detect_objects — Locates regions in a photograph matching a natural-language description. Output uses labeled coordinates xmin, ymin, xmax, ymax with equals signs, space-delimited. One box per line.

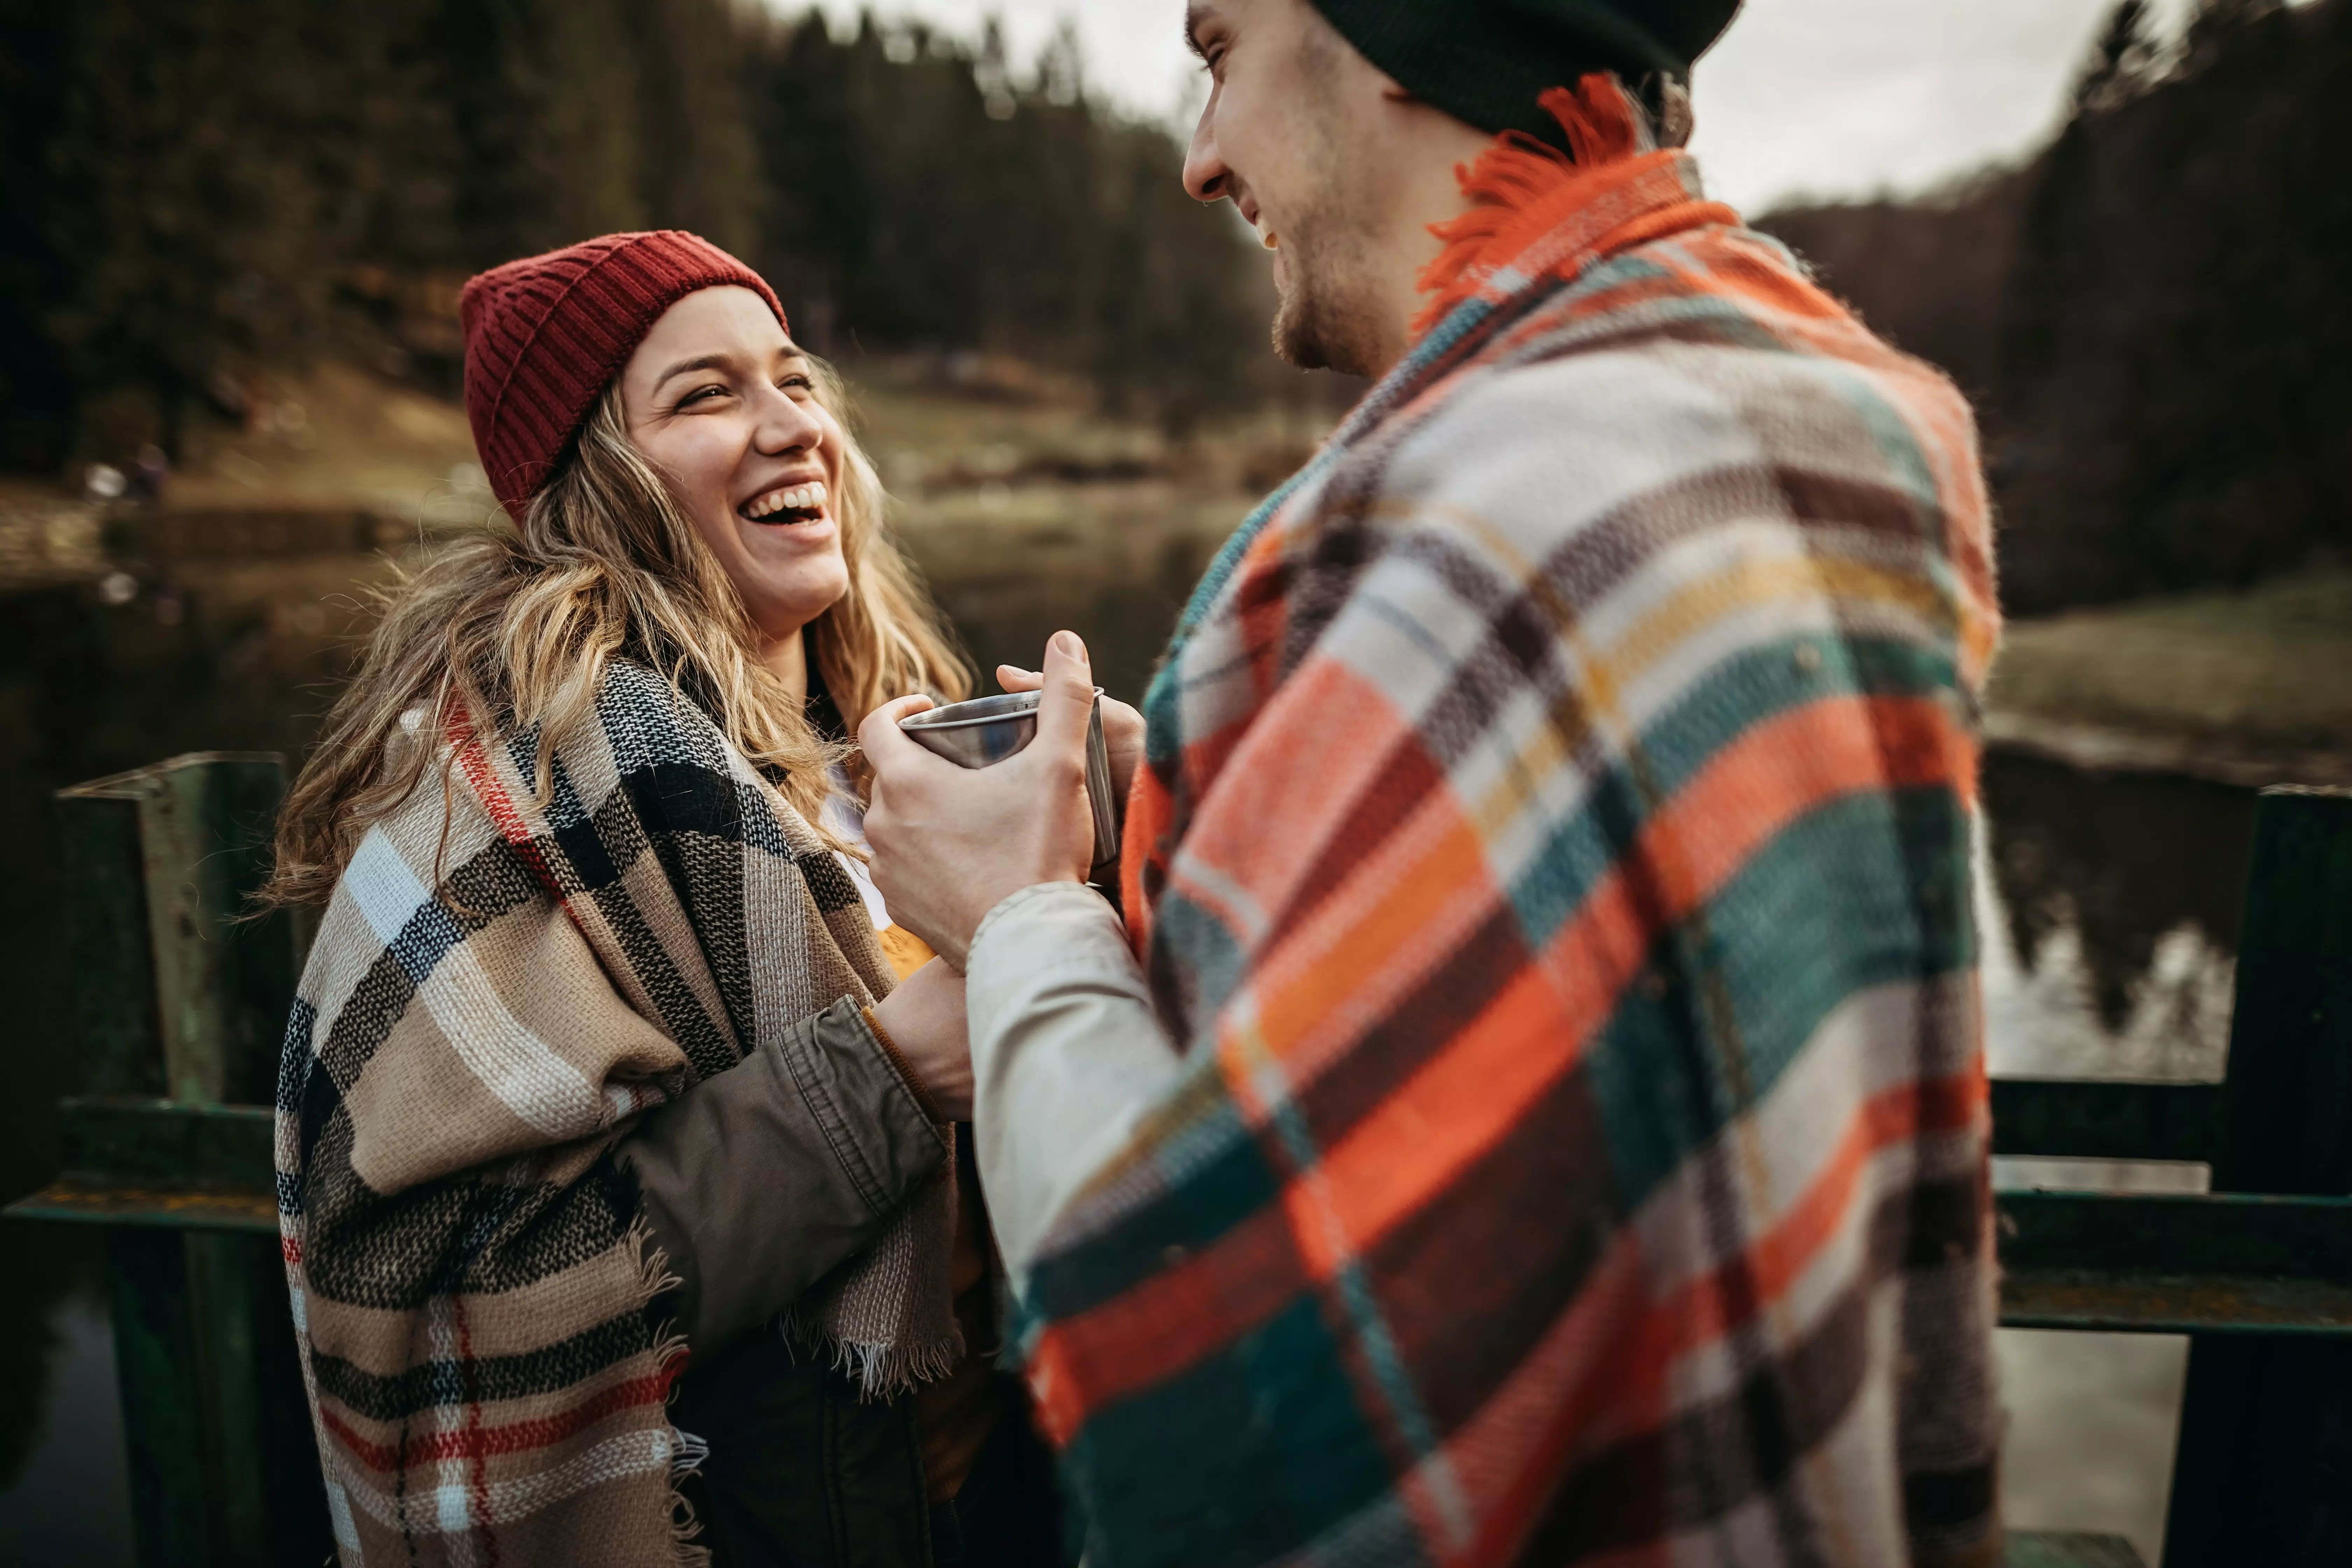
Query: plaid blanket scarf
xmin=1029 ymin=80 xmax=2004 ymax=1566
xmin=276 ymin=660 xmax=956 ymax=1565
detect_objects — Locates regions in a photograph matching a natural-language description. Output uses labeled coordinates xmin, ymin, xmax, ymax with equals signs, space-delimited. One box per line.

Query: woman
xmin=267 ymin=231 xmax=1062 ymax=1568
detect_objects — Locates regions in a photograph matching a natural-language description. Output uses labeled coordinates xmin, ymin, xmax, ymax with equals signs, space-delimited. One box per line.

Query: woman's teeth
xmin=743 ymin=481 xmax=827 ymax=521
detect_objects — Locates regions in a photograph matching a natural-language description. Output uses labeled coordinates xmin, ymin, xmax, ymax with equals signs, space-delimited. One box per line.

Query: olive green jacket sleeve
xmin=618 ymin=995 xmax=948 ymax=1356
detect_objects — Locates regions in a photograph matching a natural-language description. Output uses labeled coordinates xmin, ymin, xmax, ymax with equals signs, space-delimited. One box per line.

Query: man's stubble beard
xmin=1265 ymin=69 xmax=1388 ymax=379
xmin=1270 ymin=221 xmax=1386 ymax=378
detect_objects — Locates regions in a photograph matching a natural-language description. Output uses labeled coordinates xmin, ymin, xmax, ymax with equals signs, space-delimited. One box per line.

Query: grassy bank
xmin=0 ymin=362 xmax=1298 ymax=707
xmin=1986 ymin=573 xmax=2352 ymax=785
xmin=38 ymin=360 xmax=2347 ymax=789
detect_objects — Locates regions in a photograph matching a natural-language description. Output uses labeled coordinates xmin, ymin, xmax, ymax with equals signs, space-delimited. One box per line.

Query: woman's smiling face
xmin=618 ymin=285 xmax=850 ymax=645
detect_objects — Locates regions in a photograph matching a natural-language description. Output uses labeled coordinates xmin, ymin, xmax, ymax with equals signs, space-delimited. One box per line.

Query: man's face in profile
xmin=1183 ymin=0 xmax=1391 ymax=376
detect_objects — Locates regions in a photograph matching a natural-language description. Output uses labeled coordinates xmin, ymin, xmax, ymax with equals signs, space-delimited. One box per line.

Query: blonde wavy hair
xmin=264 ymin=358 xmax=969 ymax=907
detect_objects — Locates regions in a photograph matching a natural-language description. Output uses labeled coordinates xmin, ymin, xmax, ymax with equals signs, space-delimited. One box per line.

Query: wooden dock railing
xmin=9 ymin=756 xmax=2351 ymax=1566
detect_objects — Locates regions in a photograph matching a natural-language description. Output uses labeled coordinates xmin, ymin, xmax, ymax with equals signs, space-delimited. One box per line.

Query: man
xmin=862 ymin=2 xmax=2004 ymax=1563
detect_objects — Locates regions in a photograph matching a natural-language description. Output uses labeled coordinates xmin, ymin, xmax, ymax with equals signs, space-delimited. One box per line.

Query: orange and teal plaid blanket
xmin=1031 ymin=81 xmax=2004 ymax=1567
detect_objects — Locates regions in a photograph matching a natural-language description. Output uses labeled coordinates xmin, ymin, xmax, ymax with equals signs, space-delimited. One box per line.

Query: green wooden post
xmin=7 ymin=754 xmax=329 ymax=1568
xmin=58 ymin=779 xmax=168 ymax=1099
xmin=2162 ymin=787 xmax=2352 ymax=1567
xmin=69 ymin=754 xmax=296 ymax=1106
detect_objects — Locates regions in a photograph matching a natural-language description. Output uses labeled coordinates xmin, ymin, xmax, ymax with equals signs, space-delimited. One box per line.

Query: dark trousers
xmin=673 ymin=1330 xmax=1069 ymax=1568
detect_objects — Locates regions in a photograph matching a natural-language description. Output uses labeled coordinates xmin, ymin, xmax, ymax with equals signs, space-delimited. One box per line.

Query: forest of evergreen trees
xmin=0 ymin=1 xmax=1274 ymax=475
xmin=4 ymin=0 xmax=2345 ymax=613
xmin=1761 ymin=0 xmax=2351 ymax=612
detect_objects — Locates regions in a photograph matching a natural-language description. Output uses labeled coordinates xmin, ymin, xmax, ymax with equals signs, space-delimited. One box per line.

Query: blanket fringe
xmin=1412 ymin=75 xmax=1648 ymax=338
xmin=780 ymin=1306 xmax=966 ymax=1400
xmin=835 ymin=1334 xmax=966 ymax=1400
xmin=632 ymin=1218 xmax=713 ymax=1568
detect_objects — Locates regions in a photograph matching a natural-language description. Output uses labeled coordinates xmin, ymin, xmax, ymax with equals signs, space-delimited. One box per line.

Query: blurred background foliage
xmin=0 ymin=0 xmax=2346 ymax=612
xmin=1760 ymin=0 xmax=2352 ymax=614
xmin=0 ymin=0 xmax=1278 ymax=473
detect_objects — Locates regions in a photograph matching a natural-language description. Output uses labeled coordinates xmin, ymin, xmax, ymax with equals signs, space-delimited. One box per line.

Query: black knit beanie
xmin=1307 ymin=0 xmax=1741 ymax=146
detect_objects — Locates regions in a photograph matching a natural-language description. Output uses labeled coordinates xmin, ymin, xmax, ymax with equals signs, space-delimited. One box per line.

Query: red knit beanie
xmin=460 ymin=231 xmax=788 ymax=519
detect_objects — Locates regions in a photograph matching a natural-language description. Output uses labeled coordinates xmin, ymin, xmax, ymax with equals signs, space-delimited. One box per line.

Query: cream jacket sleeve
xmin=963 ymin=881 xmax=1181 ymax=1274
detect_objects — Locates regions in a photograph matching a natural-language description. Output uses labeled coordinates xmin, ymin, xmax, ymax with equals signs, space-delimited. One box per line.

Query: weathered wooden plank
xmin=5 ymin=1076 xmax=280 ymax=1237
xmin=56 ymin=786 xmax=165 ymax=1097
xmin=58 ymin=1097 xmax=276 ymax=1189
xmin=1997 ymin=1190 xmax=2352 ymax=1335
xmin=2003 ymin=1533 xmax=2146 ymax=1568
xmin=1990 ymin=1079 xmax=2224 ymax=1163
xmin=2002 ymin=1271 xmax=2352 ymax=1336
xmin=6 ymin=1098 xmax=278 ymax=1230
xmin=1999 ymin=1190 xmax=2352 ymax=1281
xmin=8 ymin=1182 xmax=278 ymax=1232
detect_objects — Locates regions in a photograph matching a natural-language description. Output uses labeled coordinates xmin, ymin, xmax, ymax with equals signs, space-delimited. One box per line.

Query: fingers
xmin=1099 ymin=695 xmax=1144 ymax=747
xmin=1032 ymin=630 xmax=1096 ymax=759
xmin=1098 ymin=695 xmax=1146 ymax=803
xmin=858 ymin=693 xmax=941 ymax=775
xmin=996 ymin=664 xmax=1042 ymax=693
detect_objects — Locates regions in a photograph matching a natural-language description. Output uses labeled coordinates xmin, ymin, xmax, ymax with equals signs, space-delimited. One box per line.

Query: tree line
xmin=9 ymin=0 xmax=2342 ymax=611
xmin=0 ymin=1 xmax=1276 ymax=474
xmin=1759 ymin=0 xmax=2352 ymax=613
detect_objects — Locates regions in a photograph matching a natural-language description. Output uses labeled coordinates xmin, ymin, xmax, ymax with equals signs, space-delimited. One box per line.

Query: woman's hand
xmin=994 ymin=661 xmax=1145 ymax=807
xmin=868 ymin=959 xmax=973 ymax=1122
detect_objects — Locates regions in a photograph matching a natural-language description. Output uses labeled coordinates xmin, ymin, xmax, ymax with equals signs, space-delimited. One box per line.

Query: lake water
xmin=0 ymin=530 xmax=2262 ymax=1565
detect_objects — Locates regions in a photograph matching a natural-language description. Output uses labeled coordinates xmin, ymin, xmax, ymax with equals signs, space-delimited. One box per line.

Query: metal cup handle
xmin=1084 ymin=697 xmax=1121 ymax=873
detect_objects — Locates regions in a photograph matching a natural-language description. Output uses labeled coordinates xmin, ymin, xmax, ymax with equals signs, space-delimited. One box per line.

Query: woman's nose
xmin=753 ymin=385 xmax=824 ymax=453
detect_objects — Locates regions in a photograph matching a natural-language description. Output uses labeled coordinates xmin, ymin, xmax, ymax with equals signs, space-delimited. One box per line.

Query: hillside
xmin=1758 ymin=0 xmax=2352 ymax=615
xmin=1988 ymin=574 xmax=2352 ymax=786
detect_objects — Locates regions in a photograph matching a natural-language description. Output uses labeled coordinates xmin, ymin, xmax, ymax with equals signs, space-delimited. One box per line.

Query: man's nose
xmin=1182 ymin=102 xmax=1228 ymax=204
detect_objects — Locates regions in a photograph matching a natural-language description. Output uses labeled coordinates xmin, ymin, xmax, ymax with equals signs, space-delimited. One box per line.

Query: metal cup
xmin=898 ymin=687 xmax=1122 ymax=869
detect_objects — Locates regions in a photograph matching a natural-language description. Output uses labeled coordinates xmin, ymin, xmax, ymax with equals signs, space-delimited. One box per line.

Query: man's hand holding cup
xmin=861 ymin=630 xmax=1109 ymax=969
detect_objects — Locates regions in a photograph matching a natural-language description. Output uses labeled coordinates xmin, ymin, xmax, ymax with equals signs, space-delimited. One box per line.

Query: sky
xmin=802 ymin=0 xmax=2208 ymax=213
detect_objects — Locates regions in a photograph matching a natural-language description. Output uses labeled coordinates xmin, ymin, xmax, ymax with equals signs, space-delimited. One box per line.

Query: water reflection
xmin=0 ymin=1228 xmax=131 ymax=1564
xmin=1980 ymin=751 xmax=2253 ymax=1082
xmin=0 ymin=1224 xmax=85 ymax=1490
xmin=930 ymin=526 xmax=1213 ymax=708
xmin=0 ymin=559 xmax=2277 ymax=1564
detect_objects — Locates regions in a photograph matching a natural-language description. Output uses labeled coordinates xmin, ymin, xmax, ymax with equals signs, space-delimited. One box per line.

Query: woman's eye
xmin=674 ymin=384 xmax=730 ymax=411
xmin=778 ymin=374 xmax=812 ymax=393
